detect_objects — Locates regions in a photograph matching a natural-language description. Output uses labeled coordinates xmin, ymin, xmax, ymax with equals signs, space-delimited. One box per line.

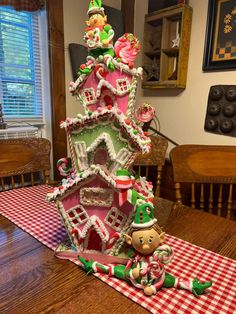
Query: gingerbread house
xmin=60 ymin=107 xmax=151 ymax=174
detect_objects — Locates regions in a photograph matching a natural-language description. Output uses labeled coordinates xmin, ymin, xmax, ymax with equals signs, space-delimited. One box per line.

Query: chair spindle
xmin=11 ymin=176 xmax=15 ymax=189
xmin=191 ymin=183 xmax=195 ymax=208
xmin=1 ymin=177 xmax=5 ymax=192
xmin=30 ymin=173 xmax=35 ymax=186
xmin=217 ymin=184 xmax=223 ymax=216
xmin=200 ymin=184 xmax=204 ymax=210
xmin=21 ymin=174 xmax=25 ymax=187
xmin=227 ymin=184 xmax=233 ymax=219
xmin=208 ymin=184 xmax=213 ymax=214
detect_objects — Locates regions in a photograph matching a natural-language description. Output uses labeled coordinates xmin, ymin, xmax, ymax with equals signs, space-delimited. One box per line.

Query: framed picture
xmin=203 ymin=0 xmax=236 ymax=71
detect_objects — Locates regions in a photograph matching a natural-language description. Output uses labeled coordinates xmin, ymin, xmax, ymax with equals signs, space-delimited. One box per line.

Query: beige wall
xmin=135 ymin=0 xmax=236 ymax=152
xmin=63 ymin=0 xmax=121 ymax=119
xmin=64 ymin=0 xmax=236 ymax=153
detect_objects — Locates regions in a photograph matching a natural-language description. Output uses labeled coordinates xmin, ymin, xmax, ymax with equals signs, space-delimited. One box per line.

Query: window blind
xmin=0 ymin=6 xmax=43 ymax=123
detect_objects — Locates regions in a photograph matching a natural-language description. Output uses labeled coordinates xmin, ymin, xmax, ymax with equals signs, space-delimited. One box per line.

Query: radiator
xmin=0 ymin=126 xmax=39 ymax=139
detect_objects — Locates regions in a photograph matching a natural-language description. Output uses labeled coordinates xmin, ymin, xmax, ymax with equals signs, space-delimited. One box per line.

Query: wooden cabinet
xmin=142 ymin=4 xmax=192 ymax=89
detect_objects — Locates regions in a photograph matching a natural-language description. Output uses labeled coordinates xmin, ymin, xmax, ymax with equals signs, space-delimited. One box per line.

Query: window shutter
xmin=0 ymin=6 xmax=44 ymax=123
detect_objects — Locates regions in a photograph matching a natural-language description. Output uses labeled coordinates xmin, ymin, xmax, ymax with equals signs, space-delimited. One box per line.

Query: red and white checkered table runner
xmin=0 ymin=185 xmax=236 ymax=314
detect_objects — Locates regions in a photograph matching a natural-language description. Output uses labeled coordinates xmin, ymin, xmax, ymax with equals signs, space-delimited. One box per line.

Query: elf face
xmin=86 ymin=13 xmax=107 ymax=27
xmin=126 ymin=228 xmax=165 ymax=255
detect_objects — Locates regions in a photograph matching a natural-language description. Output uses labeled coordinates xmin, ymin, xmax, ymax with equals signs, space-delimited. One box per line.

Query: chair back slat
xmin=11 ymin=176 xmax=15 ymax=189
xmin=217 ymin=184 xmax=223 ymax=216
xmin=227 ymin=184 xmax=233 ymax=219
xmin=30 ymin=173 xmax=35 ymax=186
xmin=200 ymin=184 xmax=204 ymax=210
xmin=191 ymin=183 xmax=195 ymax=208
xmin=170 ymin=145 xmax=236 ymax=220
xmin=21 ymin=174 xmax=25 ymax=188
xmin=1 ymin=177 xmax=5 ymax=192
xmin=209 ymin=184 xmax=213 ymax=214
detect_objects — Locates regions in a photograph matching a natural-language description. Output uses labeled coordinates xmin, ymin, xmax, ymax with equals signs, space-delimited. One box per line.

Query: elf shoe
xmin=78 ymin=256 xmax=94 ymax=274
xmin=192 ymin=279 xmax=212 ymax=296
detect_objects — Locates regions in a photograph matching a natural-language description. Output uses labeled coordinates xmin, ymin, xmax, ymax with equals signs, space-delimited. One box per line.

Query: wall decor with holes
xmin=204 ymin=85 xmax=236 ymax=137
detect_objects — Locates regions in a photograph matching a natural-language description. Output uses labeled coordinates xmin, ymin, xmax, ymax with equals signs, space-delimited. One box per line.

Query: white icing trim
xmin=86 ymin=132 xmax=116 ymax=161
xmin=105 ymin=207 xmax=127 ymax=232
xmin=80 ymin=187 xmax=114 ymax=207
xmin=82 ymin=215 xmax=109 ymax=247
xmin=91 ymin=145 xmax=109 ymax=168
xmin=74 ymin=141 xmax=89 ymax=171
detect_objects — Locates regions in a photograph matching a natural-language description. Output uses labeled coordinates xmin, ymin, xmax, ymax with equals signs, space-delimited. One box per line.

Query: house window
xmin=0 ymin=6 xmax=49 ymax=124
xmin=105 ymin=207 xmax=127 ymax=231
xmin=116 ymin=79 xmax=130 ymax=93
xmin=83 ymin=88 xmax=95 ymax=104
xmin=67 ymin=205 xmax=89 ymax=227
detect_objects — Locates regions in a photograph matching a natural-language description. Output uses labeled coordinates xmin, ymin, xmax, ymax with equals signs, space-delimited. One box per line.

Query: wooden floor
xmin=1 ymin=198 xmax=236 ymax=313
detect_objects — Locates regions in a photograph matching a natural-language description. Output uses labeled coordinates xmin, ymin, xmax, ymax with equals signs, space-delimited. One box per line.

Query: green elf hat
xmin=132 ymin=203 xmax=157 ymax=229
xmin=87 ymin=0 xmax=105 ymax=16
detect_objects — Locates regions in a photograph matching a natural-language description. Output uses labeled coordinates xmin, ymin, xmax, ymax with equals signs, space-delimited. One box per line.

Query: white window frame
xmin=116 ymin=78 xmax=130 ymax=93
xmin=0 ymin=7 xmax=51 ymax=133
xmin=105 ymin=207 xmax=127 ymax=231
xmin=67 ymin=204 xmax=89 ymax=227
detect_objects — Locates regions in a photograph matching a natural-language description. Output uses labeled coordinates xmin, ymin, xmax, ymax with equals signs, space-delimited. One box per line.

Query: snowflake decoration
xmin=224 ymin=14 xmax=232 ymax=24
xmin=224 ymin=25 xmax=232 ymax=34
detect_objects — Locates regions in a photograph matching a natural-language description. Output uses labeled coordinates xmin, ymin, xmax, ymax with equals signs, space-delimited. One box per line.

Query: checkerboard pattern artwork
xmin=0 ymin=185 xmax=236 ymax=314
xmin=214 ymin=41 xmax=236 ymax=60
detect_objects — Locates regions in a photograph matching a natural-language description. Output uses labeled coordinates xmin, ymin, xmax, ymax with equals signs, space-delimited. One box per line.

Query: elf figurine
xmin=79 ymin=202 xmax=212 ymax=297
xmin=79 ymin=0 xmax=115 ymax=75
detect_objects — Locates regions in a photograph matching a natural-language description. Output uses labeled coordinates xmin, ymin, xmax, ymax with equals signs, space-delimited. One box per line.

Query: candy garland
xmin=126 ymin=77 xmax=138 ymax=119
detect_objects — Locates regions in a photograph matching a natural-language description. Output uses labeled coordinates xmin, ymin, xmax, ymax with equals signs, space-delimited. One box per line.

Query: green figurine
xmin=79 ymin=0 xmax=115 ymax=75
xmin=79 ymin=202 xmax=212 ymax=297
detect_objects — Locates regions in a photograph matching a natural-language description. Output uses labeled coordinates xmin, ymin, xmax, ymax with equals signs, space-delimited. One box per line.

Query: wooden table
xmin=1 ymin=198 xmax=236 ymax=314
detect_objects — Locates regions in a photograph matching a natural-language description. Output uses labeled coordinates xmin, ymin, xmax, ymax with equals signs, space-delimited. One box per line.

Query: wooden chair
xmin=133 ymin=135 xmax=168 ymax=197
xmin=0 ymin=138 xmax=51 ymax=191
xmin=170 ymin=144 xmax=236 ymax=220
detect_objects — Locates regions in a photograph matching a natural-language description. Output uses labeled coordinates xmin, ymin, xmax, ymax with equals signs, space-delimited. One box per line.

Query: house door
xmin=86 ymin=228 xmax=102 ymax=251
